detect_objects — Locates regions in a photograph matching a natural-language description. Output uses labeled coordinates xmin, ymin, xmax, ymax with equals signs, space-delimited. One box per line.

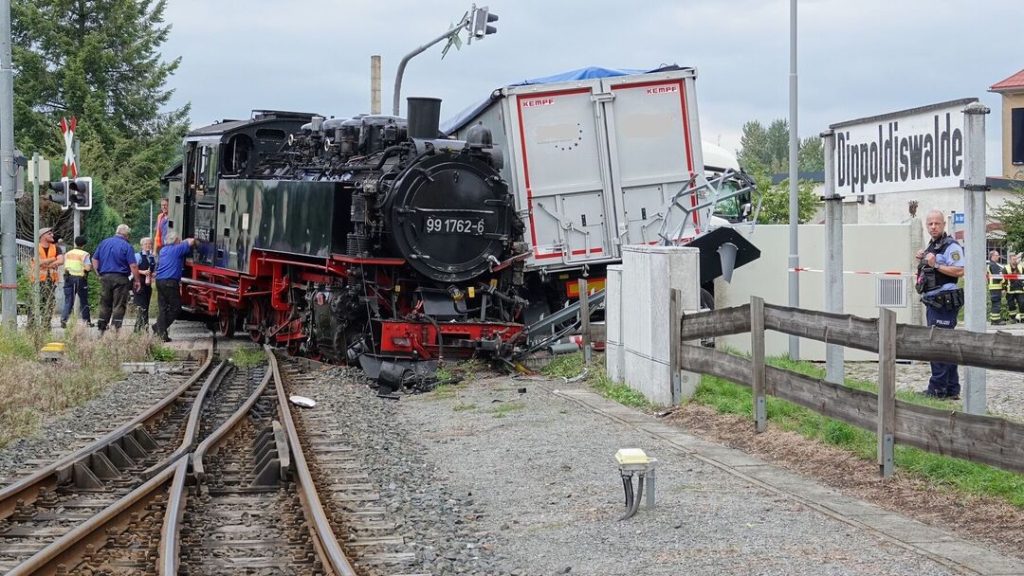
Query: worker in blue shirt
xmin=153 ymin=230 xmax=195 ymax=342
xmin=914 ymin=209 xmax=965 ymax=400
xmin=91 ymin=224 xmax=141 ymax=332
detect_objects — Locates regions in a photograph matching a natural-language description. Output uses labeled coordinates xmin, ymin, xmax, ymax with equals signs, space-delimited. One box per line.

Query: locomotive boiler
xmin=163 ymin=97 xmax=528 ymax=374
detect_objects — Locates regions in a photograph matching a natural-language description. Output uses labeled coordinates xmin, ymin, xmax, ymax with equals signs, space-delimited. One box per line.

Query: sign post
xmin=61 ymin=117 xmax=80 ymax=241
xmin=962 ymin=103 xmax=990 ymax=415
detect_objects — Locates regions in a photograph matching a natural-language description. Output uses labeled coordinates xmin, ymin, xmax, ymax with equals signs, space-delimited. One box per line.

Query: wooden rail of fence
xmin=677 ymin=295 xmax=1024 ymax=477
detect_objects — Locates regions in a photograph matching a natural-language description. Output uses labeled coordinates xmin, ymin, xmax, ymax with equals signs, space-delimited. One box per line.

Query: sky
xmin=159 ymin=0 xmax=1023 ymax=175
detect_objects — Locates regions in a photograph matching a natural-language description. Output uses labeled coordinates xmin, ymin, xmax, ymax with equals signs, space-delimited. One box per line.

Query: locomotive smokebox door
xmin=388 ymin=153 xmax=514 ymax=283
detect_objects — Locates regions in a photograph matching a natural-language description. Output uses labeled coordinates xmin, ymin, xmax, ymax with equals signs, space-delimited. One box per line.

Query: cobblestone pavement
xmin=844 ymin=360 xmax=1024 ymax=421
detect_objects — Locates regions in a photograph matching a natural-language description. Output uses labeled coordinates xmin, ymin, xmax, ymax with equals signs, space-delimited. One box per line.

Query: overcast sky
xmin=160 ymin=0 xmax=1022 ymax=174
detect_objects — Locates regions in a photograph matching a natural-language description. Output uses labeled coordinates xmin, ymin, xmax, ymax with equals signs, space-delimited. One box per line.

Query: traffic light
xmin=47 ymin=178 xmax=71 ymax=209
xmin=470 ymin=5 xmax=498 ymax=40
xmin=70 ymin=177 xmax=92 ymax=211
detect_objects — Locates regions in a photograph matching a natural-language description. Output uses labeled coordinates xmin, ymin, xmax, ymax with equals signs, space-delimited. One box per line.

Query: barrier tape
xmin=788 ymin=267 xmax=912 ymax=277
xmin=789 ymin=267 xmax=1024 ymax=281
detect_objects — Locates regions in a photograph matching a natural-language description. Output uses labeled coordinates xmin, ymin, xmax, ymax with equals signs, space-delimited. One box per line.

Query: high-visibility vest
xmin=988 ymin=261 xmax=1005 ymax=290
xmin=32 ymin=244 xmax=60 ymax=283
xmin=1006 ymin=263 xmax=1024 ymax=293
xmin=154 ymin=213 xmax=168 ymax=250
xmin=65 ymin=248 xmax=90 ymax=277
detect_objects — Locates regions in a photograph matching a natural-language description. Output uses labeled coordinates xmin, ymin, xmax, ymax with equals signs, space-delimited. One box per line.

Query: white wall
xmin=715 ymin=222 xmax=924 ymax=361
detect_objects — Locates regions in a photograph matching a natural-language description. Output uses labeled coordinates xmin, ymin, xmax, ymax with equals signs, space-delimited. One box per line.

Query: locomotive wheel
xmin=218 ymin=310 xmax=236 ymax=339
xmin=247 ymin=300 xmax=268 ymax=343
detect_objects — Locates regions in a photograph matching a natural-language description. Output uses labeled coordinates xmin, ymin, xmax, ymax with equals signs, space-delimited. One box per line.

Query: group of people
xmin=986 ymin=250 xmax=1024 ymax=325
xmin=31 ymin=199 xmax=195 ymax=341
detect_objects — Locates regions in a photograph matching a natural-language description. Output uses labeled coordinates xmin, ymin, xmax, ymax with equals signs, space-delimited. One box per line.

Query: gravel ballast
xmin=282 ymin=363 xmax=967 ymax=576
xmin=0 ymin=368 xmax=188 ymax=486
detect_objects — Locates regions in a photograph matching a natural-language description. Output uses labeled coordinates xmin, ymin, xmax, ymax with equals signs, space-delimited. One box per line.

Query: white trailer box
xmin=448 ymin=67 xmax=712 ymax=272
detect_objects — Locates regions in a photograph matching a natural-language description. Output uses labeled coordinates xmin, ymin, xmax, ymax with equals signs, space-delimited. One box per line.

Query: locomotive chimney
xmin=406 ymin=97 xmax=442 ymax=140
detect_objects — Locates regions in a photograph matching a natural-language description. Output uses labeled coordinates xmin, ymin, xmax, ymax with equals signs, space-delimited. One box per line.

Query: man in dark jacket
xmin=153 ymin=231 xmax=195 ymax=342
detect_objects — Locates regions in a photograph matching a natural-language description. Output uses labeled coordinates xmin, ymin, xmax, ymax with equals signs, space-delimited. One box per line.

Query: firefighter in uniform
xmin=987 ymin=250 xmax=1005 ymax=325
xmin=1004 ymin=253 xmax=1024 ymax=322
xmin=30 ymin=227 xmax=64 ymax=329
xmin=60 ymin=235 xmax=93 ymax=328
xmin=915 ymin=210 xmax=965 ymax=399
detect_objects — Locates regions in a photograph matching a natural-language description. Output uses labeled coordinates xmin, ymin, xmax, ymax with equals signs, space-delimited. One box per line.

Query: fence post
xmin=578 ymin=278 xmax=591 ymax=364
xmin=751 ymin=296 xmax=767 ymax=433
xmin=877 ymin=307 xmax=896 ymax=478
xmin=670 ymin=288 xmax=681 ymax=405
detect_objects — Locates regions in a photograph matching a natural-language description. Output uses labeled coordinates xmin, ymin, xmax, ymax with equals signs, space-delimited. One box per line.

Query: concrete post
xmin=962 ymin=102 xmax=990 ymax=415
xmin=822 ymin=130 xmax=844 ymax=384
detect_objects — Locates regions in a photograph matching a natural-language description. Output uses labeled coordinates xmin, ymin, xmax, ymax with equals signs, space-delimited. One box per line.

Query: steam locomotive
xmin=162 ymin=98 xmax=528 ymax=375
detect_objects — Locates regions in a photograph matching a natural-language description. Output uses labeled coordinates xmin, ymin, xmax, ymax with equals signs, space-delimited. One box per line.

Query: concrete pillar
xmin=620 ymin=245 xmax=700 ymax=405
xmin=605 ymin=264 xmax=624 ymax=383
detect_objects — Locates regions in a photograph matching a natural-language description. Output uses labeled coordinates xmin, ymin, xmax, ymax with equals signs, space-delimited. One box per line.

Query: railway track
xmin=0 ymin=342 xmax=218 ymax=573
xmin=0 ymin=345 xmax=368 ymax=575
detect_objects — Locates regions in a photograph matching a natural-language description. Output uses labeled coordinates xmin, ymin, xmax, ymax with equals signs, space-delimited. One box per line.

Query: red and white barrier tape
xmin=788 ymin=267 xmax=911 ymax=277
xmin=788 ymin=267 xmax=1024 ymax=281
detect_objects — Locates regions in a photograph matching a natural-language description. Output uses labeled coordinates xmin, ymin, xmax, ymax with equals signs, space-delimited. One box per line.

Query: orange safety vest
xmin=154 ymin=212 xmax=168 ymax=250
xmin=32 ymin=244 xmax=60 ymax=283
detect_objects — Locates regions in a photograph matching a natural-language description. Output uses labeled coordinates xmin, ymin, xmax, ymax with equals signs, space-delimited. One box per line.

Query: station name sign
xmin=830 ymin=98 xmax=977 ymax=195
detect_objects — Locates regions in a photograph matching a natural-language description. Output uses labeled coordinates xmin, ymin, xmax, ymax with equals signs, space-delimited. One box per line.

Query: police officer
xmin=60 ymin=235 xmax=92 ymax=328
xmin=915 ymin=209 xmax=965 ymax=399
xmin=1005 ymin=253 xmax=1024 ymax=322
xmin=153 ymin=231 xmax=196 ymax=342
xmin=92 ymin=224 xmax=141 ymax=332
xmin=987 ymin=250 xmax=1005 ymax=325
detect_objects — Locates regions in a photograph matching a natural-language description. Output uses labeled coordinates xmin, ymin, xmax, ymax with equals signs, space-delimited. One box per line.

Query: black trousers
xmin=134 ymin=283 xmax=153 ymax=332
xmin=61 ymin=275 xmax=91 ymax=324
xmin=98 ymin=274 xmax=131 ymax=331
xmin=155 ymin=279 xmax=181 ymax=337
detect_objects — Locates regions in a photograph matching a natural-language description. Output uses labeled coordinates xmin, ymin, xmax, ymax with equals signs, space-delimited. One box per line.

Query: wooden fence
xmin=677 ymin=295 xmax=1024 ymax=477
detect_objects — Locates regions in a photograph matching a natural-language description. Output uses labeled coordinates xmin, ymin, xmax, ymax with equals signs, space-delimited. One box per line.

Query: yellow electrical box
xmin=40 ymin=342 xmax=66 ymax=353
xmin=615 ymin=448 xmax=649 ymax=465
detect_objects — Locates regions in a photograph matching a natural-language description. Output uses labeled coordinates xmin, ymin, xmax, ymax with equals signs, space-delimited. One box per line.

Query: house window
xmin=1013 ymin=107 xmax=1024 ymax=165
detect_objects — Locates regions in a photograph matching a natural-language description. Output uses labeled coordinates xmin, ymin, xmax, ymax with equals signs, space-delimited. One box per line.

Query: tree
xmin=737 ymin=119 xmax=824 ymax=175
xmin=12 ymin=0 xmax=189 ymax=238
xmin=992 ymin=185 xmax=1024 ymax=255
xmin=749 ymin=172 xmax=820 ymax=225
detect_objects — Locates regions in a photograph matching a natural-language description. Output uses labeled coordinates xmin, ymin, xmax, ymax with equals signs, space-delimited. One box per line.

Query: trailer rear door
xmin=502 ymin=69 xmax=704 ymax=270
xmin=601 ymin=71 xmax=705 ymax=247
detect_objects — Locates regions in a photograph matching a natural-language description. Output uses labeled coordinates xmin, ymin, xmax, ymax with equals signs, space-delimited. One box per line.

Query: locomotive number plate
xmin=425 ymin=217 xmax=486 ymax=236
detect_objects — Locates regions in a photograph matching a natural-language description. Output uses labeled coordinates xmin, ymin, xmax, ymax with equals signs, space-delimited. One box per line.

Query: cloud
xmin=159 ymin=0 xmax=1021 ymax=173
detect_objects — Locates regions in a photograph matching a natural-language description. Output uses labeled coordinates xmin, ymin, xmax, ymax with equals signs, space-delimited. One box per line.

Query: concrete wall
xmin=610 ymin=246 xmax=700 ymax=406
xmin=715 ymin=222 xmax=924 ymax=361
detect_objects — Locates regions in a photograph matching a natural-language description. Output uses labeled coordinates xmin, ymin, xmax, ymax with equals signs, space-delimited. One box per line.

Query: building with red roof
xmin=989 ymin=68 xmax=1024 ymax=179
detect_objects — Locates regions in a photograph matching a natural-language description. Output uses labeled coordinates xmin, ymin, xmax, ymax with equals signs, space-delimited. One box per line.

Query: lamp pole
xmin=787 ymin=0 xmax=800 ymax=360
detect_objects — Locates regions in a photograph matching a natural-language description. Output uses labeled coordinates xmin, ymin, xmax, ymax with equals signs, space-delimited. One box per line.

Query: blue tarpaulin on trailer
xmin=440 ymin=65 xmax=688 ymax=135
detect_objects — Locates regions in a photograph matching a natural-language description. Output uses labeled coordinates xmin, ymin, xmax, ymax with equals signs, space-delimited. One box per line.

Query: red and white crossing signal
xmin=60 ymin=116 xmax=78 ymax=178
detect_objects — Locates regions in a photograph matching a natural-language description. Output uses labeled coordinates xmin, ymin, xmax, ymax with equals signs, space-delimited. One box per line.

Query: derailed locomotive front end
xmin=163 ymin=98 xmax=527 ymax=379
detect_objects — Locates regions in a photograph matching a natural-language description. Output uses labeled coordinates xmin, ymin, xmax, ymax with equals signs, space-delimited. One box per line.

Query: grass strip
xmin=0 ymin=324 xmax=167 ymax=448
xmin=697 ymin=356 xmax=1024 ymax=508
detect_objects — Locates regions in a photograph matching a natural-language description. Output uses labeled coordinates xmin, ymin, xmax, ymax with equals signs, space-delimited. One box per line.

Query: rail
xmin=676 ymin=296 xmax=1024 ymax=477
xmin=268 ymin=347 xmax=357 ymax=576
xmin=0 ymin=341 xmax=214 ymax=520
